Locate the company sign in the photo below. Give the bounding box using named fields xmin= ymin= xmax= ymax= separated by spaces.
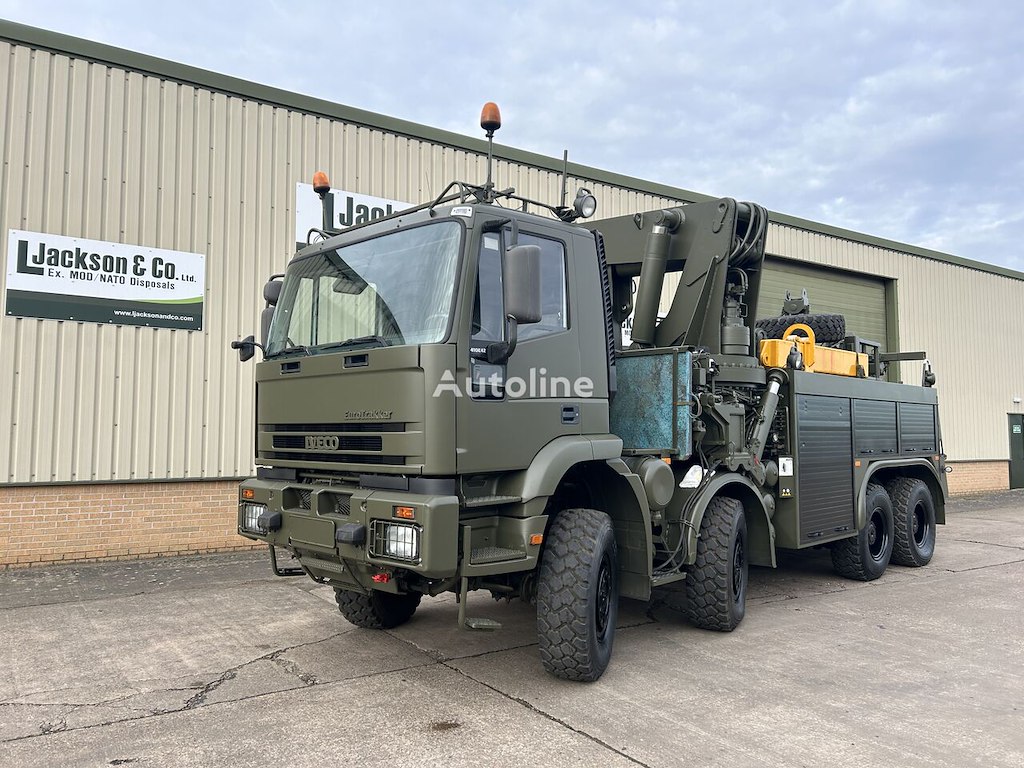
xmin=295 ymin=183 xmax=411 ymax=246
xmin=5 ymin=230 xmax=205 ymax=330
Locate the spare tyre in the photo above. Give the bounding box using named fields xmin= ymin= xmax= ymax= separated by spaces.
xmin=755 ymin=313 xmax=846 ymax=343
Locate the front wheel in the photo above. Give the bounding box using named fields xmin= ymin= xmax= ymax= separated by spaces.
xmin=831 ymin=483 xmax=894 ymax=581
xmin=536 ymin=508 xmax=619 ymax=682
xmin=685 ymin=496 xmax=748 ymax=631
xmin=334 ymin=589 xmax=421 ymax=629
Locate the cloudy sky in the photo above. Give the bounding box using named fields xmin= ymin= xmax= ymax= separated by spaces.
xmin=3 ymin=0 xmax=1021 ymax=270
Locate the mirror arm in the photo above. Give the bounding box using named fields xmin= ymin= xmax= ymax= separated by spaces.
xmin=231 ymin=335 xmax=266 ymax=363
xmin=504 ymin=316 xmax=519 ymax=360
xmin=481 ymin=317 xmax=520 ymax=365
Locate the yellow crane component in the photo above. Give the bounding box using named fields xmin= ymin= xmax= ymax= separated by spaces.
xmin=758 ymin=323 xmax=868 ymax=377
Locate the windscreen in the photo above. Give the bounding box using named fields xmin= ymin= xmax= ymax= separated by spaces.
xmin=266 ymin=221 xmax=462 ymax=356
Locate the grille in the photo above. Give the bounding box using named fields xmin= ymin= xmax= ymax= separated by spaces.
xmin=319 ymin=493 xmax=351 ymax=516
xmin=297 ymin=470 xmax=353 ymax=486
xmin=283 ymin=488 xmax=312 ymax=510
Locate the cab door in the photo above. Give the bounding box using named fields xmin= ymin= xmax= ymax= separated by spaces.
xmin=456 ymin=223 xmax=583 ymax=474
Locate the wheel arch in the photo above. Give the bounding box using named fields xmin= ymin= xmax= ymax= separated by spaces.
xmin=861 ymin=459 xmax=946 ymax=526
xmin=503 ymin=436 xmax=653 ymax=601
xmin=685 ymin=473 xmax=776 ymax=568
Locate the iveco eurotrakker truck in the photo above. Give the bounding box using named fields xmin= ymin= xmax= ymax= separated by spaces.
xmin=232 ymin=104 xmax=947 ymax=681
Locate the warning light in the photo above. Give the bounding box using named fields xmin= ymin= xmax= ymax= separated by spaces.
xmin=480 ymin=102 xmax=502 ymax=134
xmin=312 ymin=170 xmax=331 ymax=194
xmin=394 ymin=506 xmax=416 ymax=520
xmin=529 ymin=534 xmax=544 ymax=546
xmin=371 ymin=572 xmax=391 ymax=584
xmin=241 ymin=488 xmax=255 ymax=500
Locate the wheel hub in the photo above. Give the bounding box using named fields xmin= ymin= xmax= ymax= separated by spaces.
xmin=595 ymin=555 xmax=612 ymax=637
xmin=868 ymin=508 xmax=888 ymax=560
xmin=732 ymin=539 xmax=746 ymax=599
xmin=913 ymin=503 xmax=927 ymax=545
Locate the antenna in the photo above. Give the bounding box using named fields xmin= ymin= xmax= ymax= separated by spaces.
xmin=480 ymin=102 xmax=501 ymax=203
xmin=559 ymin=149 xmax=569 ymax=208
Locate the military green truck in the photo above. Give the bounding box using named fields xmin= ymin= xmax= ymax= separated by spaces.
xmin=232 ymin=104 xmax=947 ymax=681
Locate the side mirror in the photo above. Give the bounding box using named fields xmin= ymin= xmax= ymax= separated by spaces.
xmin=231 ymin=334 xmax=257 ymax=363
xmin=503 ymin=244 xmax=541 ymax=324
xmin=476 ymin=245 xmax=542 ymax=365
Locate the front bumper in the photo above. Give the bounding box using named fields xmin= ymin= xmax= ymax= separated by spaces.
xmin=237 ymin=479 xmax=546 ymax=590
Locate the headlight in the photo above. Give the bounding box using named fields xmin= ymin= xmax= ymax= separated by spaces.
xmin=240 ymin=503 xmax=269 ymax=534
xmin=369 ymin=520 xmax=421 ymax=563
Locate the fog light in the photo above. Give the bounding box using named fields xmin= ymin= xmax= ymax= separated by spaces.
xmin=240 ymin=503 xmax=269 ymax=534
xmin=386 ymin=525 xmax=417 ymax=559
xmin=369 ymin=520 xmax=421 ymax=563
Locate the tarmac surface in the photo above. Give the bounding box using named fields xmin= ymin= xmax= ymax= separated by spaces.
xmin=2 ymin=490 xmax=1022 ymax=767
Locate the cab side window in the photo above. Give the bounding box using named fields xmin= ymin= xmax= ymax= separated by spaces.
xmin=471 ymin=233 xmax=504 ymax=342
xmin=518 ymin=233 xmax=567 ymax=341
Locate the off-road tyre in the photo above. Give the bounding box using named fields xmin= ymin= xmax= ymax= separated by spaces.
xmin=831 ymin=483 xmax=894 ymax=581
xmin=334 ymin=589 xmax=422 ymax=629
xmin=537 ymin=508 xmax=619 ymax=682
xmin=755 ymin=312 xmax=846 ymax=343
xmin=685 ymin=496 xmax=748 ymax=631
xmin=885 ymin=477 xmax=936 ymax=567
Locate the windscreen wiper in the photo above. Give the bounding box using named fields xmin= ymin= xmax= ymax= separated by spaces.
xmin=317 ymin=335 xmax=391 ymax=352
xmin=270 ymin=342 xmax=313 ymax=358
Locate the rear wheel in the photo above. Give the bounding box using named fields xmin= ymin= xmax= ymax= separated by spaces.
xmin=537 ymin=508 xmax=619 ymax=682
xmin=831 ymin=483 xmax=893 ymax=580
xmin=685 ymin=497 xmax=748 ymax=631
xmin=334 ymin=589 xmax=421 ymax=629
xmin=886 ymin=477 xmax=936 ymax=566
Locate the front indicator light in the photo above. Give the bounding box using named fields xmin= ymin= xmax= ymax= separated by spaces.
xmin=369 ymin=520 xmax=421 ymax=563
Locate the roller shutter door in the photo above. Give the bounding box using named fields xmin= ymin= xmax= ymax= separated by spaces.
xmin=757 ymin=257 xmax=889 ymax=351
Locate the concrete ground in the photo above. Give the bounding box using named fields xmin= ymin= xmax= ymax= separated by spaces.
xmin=1 ymin=491 xmax=1022 ymax=768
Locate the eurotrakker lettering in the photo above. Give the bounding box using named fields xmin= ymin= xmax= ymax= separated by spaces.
xmin=344 ymin=409 xmax=393 ymax=420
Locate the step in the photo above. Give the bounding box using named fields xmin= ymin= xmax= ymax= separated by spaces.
xmin=462 ymin=494 xmax=522 ymax=509
xmin=470 ymin=546 xmax=527 ymax=565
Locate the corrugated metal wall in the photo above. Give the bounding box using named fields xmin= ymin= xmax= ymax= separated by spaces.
xmin=0 ymin=40 xmax=680 ymax=485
